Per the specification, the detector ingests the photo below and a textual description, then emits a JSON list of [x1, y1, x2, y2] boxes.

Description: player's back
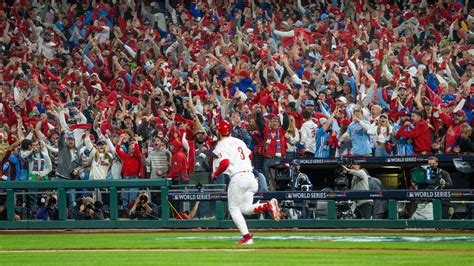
[[215, 136, 253, 177]]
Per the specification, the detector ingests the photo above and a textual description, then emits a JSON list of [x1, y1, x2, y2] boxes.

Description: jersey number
[[237, 147, 245, 160]]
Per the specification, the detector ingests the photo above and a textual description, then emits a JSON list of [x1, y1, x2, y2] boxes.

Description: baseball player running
[[211, 120, 281, 245]]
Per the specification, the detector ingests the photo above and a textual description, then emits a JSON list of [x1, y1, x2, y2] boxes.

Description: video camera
[[334, 158, 353, 190], [294, 173, 313, 191], [139, 195, 148, 203], [410, 165, 433, 187], [335, 158, 353, 176]]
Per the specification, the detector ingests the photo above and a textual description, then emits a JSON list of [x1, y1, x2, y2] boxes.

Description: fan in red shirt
[[165, 140, 189, 185], [438, 110, 468, 154], [115, 134, 142, 178], [395, 110, 433, 155], [115, 133, 143, 214]]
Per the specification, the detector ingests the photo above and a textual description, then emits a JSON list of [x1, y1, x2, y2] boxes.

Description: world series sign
[[169, 190, 474, 201]]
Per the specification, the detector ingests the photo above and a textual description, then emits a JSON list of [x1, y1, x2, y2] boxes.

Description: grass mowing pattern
[[0, 232, 473, 265], [1, 251, 474, 266]]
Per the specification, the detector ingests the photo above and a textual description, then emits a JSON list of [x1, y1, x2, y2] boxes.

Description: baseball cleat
[[268, 198, 281, 221], [235, 234, 254, 245]]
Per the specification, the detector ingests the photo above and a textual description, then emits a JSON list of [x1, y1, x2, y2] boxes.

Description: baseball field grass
[[0, 231, 473, 265]]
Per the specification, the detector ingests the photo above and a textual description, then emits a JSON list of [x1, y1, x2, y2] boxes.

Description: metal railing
[[0, 180, 473, 229]]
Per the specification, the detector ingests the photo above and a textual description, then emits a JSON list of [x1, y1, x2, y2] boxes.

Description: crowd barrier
[[269, 155, 474, 168], [0, 180, 473, 229]]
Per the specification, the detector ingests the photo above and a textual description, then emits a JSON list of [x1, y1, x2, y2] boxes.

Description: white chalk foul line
[[154, 235, 474, 243]]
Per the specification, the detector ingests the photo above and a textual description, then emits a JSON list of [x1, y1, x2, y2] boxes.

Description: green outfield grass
[[0, 232, 473, 265]]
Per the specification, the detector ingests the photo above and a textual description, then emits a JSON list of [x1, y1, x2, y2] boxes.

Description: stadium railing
[[0, 180, 473, 229]]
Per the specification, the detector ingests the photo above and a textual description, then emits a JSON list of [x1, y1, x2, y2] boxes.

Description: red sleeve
[[83, 78, 94, 95], [390, 98, 399, 111], [88, 25, 104, 31], [423, 83, 436, 101], [44, 67, 60, 81], [398, 123, 423, 139], [394, 125, 406, 139], [118, 16, 126, 33], [326, 98, 336, 111], [100, 81, 107, 92], [133, 143, 141, 159], [438, 112, 453, 127], [115, 144, 126, 160], [61, 73, 73, 85], [42, 121, 50, 136], [212, 159, 230, 178], [398, 45, 406, 62]]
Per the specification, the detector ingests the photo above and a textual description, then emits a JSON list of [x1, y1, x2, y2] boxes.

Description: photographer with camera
[[75, 197, 104, 220], [130, 192, 159, 220], [409, 156, 453, 220], [35, 194, 59, 221], [292, 161, 313, 192], [342, 161, 373, 219]]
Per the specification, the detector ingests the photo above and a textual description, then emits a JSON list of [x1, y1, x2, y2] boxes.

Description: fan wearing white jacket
[[299, 110, 318, 157], [84, 131, 113, 181], [285, 115, 300, 158]]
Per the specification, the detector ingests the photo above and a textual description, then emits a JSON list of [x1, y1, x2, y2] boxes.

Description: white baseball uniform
[[213, 136, 266, 236]]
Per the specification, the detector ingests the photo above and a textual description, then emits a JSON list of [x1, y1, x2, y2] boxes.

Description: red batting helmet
[[218, 120, 231, 136]]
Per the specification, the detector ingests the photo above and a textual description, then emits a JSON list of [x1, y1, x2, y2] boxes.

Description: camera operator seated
[[342, 161, 373, 219], [35, 194, 59, 220], [289, 161, 313, 191], [76, 197, 104, 220], [295, 173, 313, 192], [130, 192, 159, 220], [410, 156, 453, 220]]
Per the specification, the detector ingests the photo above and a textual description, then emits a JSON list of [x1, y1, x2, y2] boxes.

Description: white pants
[[228, 172, 264, 236]]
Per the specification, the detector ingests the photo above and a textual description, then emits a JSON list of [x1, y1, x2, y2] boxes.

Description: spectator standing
[[285, 115, 300, 158], [299, 110, 317, 157], [146, 137, 170, 179], [368, 113, 393, 157], [439, 110, 469, 154], [345, 108, 373, 156], [257, 112, 289, 186], [165, 139, 189, 185], [115, 134, 142, 214], [395, 110, 433, 155], [315, 107, 338, 158]]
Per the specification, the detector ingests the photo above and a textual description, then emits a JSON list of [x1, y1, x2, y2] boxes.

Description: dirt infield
[[0, 248, 473, 254], [1, 228, 473, 235]]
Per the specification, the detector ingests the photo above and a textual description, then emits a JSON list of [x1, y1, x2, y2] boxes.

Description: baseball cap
[[336, 96, 347, 104], [305, 99, 315, 106], [318, 85, 328, 93]]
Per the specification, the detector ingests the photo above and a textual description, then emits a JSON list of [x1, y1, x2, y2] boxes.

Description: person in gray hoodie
[[342, 161, 374, 219]]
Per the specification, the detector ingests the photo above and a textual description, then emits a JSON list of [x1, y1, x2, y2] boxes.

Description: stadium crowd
[[0, 0, 473, 218]]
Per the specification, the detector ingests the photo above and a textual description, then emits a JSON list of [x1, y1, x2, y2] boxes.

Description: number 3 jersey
[[212, 136, 253, 177]]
